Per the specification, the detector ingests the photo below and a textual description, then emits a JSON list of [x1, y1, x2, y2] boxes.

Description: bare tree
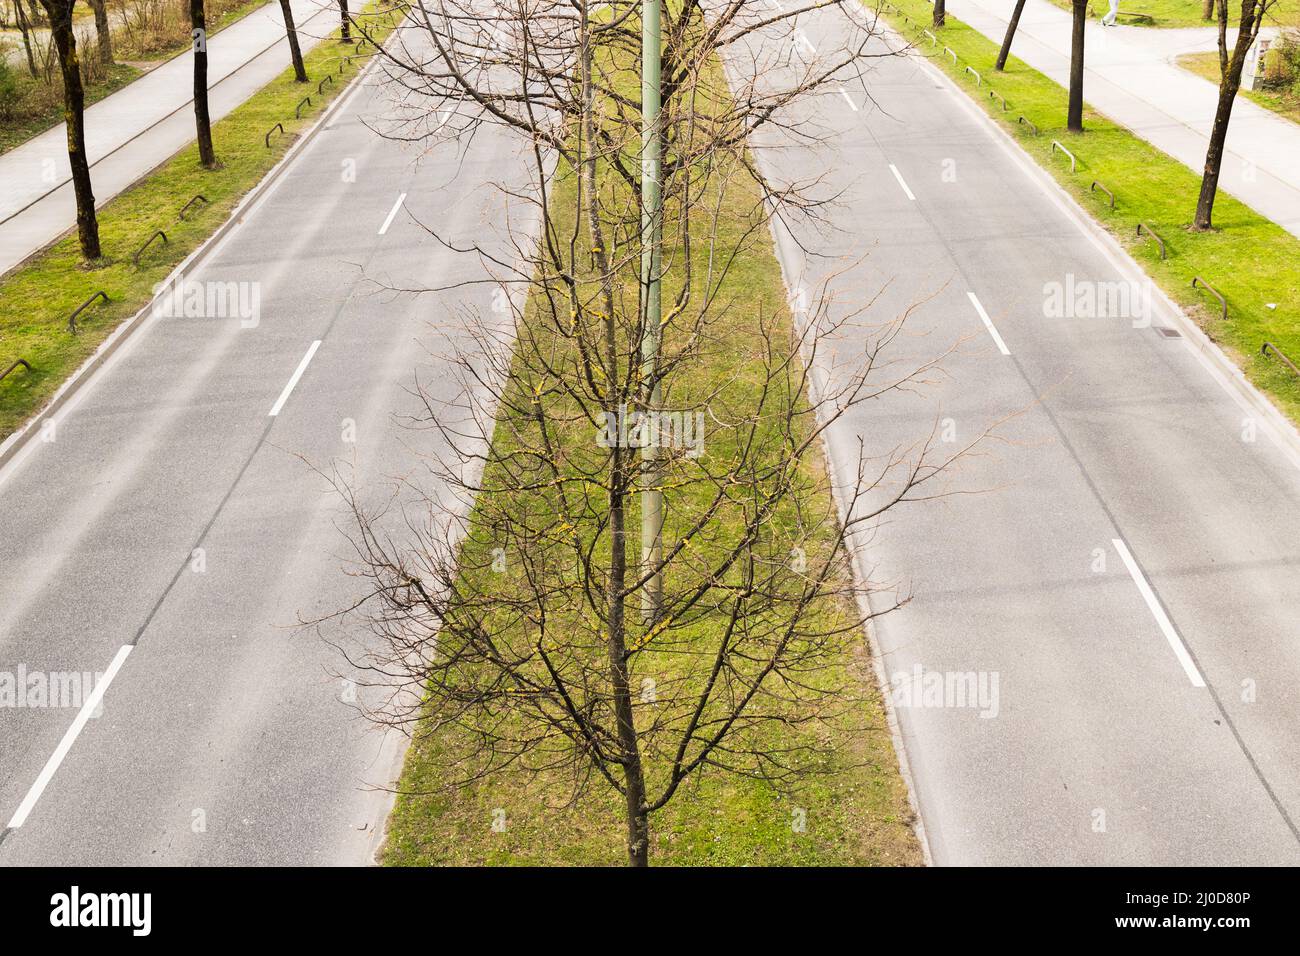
[[995, 0, 1026, 71], [933, 0, 945, 27], [38, 0, 100, 259], [1193, 0, 1277, 230], [320, 0, 979, 866], [278, 0, 308, 81], [1067, 0, 1086, 131], [191, 0, 216, 167]]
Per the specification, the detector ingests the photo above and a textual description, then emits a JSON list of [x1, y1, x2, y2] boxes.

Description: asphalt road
[[0, 30, 537, 864], [726, 3, 1300, 864]]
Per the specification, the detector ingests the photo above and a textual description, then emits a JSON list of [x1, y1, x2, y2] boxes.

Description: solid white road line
[[378, 192, 407, 235], [268, 340, 322, 417], [6, 644, 133, 829], [1112, 537, 1207, 688], [839, 86, 859, 111], [966, 291, 1010, 355], [888, 163, 916, 201]]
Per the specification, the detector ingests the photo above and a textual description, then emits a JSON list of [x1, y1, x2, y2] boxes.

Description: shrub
[[1264, 28, 1300, 94], [0, 54, 19, 122]]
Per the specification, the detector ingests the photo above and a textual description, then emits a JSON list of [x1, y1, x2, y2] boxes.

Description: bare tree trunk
[[578, 16, 650, 866], [1194, 0, 1267, 229], [933, 0, 945, 28], [88, 0, 111, 64], [191, 0, 215, 167], [14, 0, 40, 77], [278, 0, 308, 81], [1067, 0, 1087, 132], [338, 0, 351, 42], [40, 0, 100, 260], [1202, 0, 1215, 20], [606, 445, 650, 867], [996, 0, 1027, 71]]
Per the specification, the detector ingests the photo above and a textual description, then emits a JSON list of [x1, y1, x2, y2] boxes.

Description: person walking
[[1101, 0, 1119, 26]]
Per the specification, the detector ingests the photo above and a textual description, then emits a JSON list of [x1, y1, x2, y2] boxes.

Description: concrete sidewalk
[[0, 0, 342, 277], [949, 0, 1300, 238]]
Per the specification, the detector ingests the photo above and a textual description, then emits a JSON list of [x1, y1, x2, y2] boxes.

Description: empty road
[[728, 1, 1300, 864], [0, 27, 537, 864]]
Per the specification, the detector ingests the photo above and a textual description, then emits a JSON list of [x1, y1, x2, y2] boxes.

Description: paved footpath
[[0, 0, 343, 277], [947, 0, 1300, 238]]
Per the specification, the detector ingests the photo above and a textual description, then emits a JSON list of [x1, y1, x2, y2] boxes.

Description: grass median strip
[[383, 171, 922, 866], [381, 36, 921, 867], [879, 0, 1300, 423], [0, 3, 401, 441]]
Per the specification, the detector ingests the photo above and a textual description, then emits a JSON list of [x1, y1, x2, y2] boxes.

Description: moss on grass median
[[0, 4, 401, 441], [881, 0, 1300, 423]]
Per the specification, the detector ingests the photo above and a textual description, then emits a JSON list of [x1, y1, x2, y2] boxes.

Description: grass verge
[[382, 40, 921, 868], [882, 0, 1300, 423], [1040, 0, 1298, 28], [0, 4, 401, 441]]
